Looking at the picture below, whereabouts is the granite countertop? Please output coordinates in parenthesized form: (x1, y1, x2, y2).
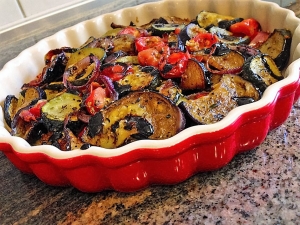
(1, 1, 300, 224)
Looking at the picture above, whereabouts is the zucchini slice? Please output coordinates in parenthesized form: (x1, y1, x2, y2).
(241, 54, 283, 94)
(180, 74, 259, 125)
(81, 91, 186, 149)
(66, 47, 106, 68)
(151, 23, 185, 36)
(258, 29, 292, 70)
(41, 92, 82, 131)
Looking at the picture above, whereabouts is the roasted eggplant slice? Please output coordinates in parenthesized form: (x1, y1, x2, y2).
(41, 92, 82, 131)
(180, 74, 259, 124)
(241, 54, 283, 94)
(258, 29, 292, 70)
(180, 58, 211, 91)
(197, 11, 235, 28)
(23, 52, 68, 87)
(114, 65, 161, 96)
(3, 95, 18, 127)
(193, 44, 245, 74)
(81, 91, 185, 148)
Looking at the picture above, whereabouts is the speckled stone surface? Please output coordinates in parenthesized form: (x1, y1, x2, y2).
(1, 1, 300, 224)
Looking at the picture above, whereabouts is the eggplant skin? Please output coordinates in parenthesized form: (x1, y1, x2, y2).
(180, 58, 211, 91)
(81, 91, 186, 149)
(241, 54, 283, 94)
(258, 29, 292, 71)
(3, 95, 18, 127)
(180, 74, 259, 125)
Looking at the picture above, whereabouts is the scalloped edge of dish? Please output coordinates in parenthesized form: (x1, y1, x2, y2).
(0, 0, 299, 192)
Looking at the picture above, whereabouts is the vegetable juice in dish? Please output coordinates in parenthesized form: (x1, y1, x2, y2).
(3, 11, 292, 150)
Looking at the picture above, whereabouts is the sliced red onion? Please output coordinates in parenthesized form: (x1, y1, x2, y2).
(96, 75, 119, 101)
(63, 55, 101, 92)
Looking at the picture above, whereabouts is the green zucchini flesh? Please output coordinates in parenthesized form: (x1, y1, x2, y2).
(41, 92, 82, 131)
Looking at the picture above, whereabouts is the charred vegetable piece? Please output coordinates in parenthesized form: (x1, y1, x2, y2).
(66, 47, 106, 68)
(111, 34, 136, 54)
(140, 17, 169, 30)
(151, 23, 185, 36)
(179, 23, 206, 44)
(41, 92, 82, 131)
(217, 18, 244, 30)
(58, 128, 85, 151)
(167, 32, 185, 52)
(11, 115, 47, 145)
(241, 54, 283, 94)
(157, 79, 184, 105)
(193, 44, 245, 74)
(43, 82, 66, 100)
(79, 36, 113, 51)
(180, 74, 259, 124)
(24, 53, 68, 87)
(10, 87, 47, 119)
(63, 55, 101, 90)
(3, 95, 18, 127)
(180, 58, 211, 91)
(209, 26, 250, 45)
(197, 11, 235, 28)
(258, 29, 292, 70)
(114, 65, 161, 96)
(104, 50, 127, 64)
(81, 91, 185, 149)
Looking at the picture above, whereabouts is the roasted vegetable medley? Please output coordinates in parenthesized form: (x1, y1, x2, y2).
(4, 11, 292, 150)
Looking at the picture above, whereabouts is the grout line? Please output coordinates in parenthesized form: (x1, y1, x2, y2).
(16, 0, 26, 18)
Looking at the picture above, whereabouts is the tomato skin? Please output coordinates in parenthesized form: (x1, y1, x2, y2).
(229, 18, 261, 39)
(19, 100, 47, 122)
(135, 36, 166, 52)
(186, 33, 218, 52)
(160, 52, 190, 78)
(101, 64, 127, 81)
(117, 26, 148, 38)
(85, 86, 106, 115)
(249, 31, 270, 48)
(138, 48, 162, 67)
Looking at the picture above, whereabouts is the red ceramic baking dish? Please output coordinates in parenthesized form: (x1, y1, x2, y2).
(0, 0, 300, 192)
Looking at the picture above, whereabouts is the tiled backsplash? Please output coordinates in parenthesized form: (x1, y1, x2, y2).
(0, 0, 297, 32)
